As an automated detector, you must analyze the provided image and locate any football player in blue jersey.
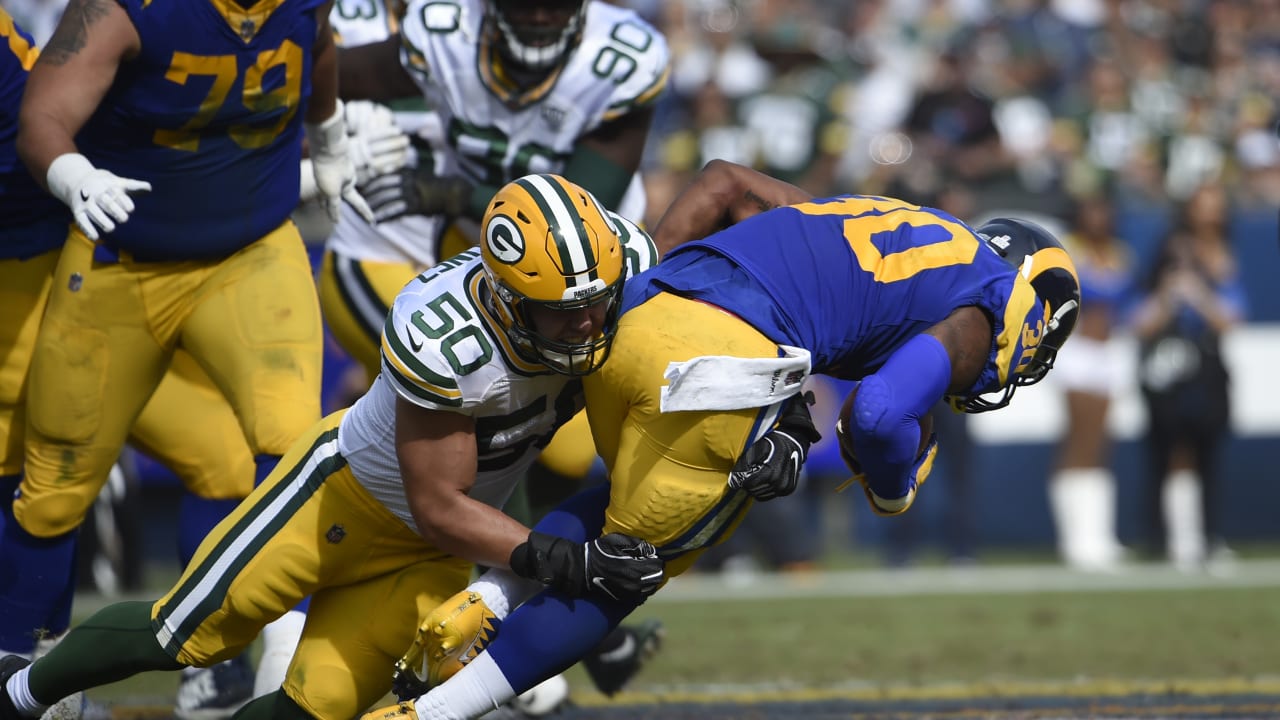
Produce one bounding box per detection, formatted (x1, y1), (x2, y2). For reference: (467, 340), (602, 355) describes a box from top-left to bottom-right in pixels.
(0, 174), (666, 720)
(0, 8), (280, 719)
(1, 0), (372, 715)
(361, 159), (1082, 720)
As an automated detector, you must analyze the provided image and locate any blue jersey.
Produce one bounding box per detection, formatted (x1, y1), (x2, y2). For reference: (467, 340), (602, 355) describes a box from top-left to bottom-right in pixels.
(0, 10), (68, 260)
(77, 0), (325, 261)
(624, 195), (1049, 397)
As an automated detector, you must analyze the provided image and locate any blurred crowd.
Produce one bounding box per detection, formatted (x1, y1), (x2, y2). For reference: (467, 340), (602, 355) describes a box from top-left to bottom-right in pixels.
(627, 0), (1280, 231)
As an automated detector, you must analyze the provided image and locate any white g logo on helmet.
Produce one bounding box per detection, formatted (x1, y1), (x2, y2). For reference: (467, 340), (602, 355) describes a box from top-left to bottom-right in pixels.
(485, 214), (525, 264)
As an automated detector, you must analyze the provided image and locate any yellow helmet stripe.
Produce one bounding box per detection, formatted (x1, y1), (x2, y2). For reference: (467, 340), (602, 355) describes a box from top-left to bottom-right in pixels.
(1024, 246), (1080, 291)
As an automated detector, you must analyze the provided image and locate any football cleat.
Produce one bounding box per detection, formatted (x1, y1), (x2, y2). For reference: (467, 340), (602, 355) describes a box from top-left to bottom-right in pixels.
(173, 655), (254, 720)
(360, 701), (418, 720)
(582, 619), (665, 697)
(0, 655), (31, 720)
(393, 591), (500, 699)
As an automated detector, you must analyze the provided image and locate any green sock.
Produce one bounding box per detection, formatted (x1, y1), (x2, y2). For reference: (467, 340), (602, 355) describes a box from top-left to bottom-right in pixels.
(28, 601), (182, 704)
(233, 689), (315, 720)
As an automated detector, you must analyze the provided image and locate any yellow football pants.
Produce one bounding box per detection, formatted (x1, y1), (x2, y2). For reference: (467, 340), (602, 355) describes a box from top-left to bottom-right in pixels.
(21, 223), (322, 537)
(153, 411), (470, 720)
(585, 292), (781, 578)
(2, 249), (254, 497)
(317, 250), (418, 384)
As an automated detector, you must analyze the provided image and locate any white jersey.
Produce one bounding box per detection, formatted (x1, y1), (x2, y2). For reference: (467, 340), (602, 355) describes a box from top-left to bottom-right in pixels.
(337, 214), (657, 532)
(327, 0), (447, 268)
(360, 0), (669, 254)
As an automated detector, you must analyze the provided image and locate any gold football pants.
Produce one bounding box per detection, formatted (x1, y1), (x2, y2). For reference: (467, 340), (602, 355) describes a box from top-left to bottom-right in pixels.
(153, 411), (470, 720)
(20, 223), (322, 537)
(2, 249), (254, 498)
(585, 292), (782, 578)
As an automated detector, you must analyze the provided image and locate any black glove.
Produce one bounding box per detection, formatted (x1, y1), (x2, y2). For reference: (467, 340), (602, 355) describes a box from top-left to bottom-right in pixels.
(362, 166), (473, 224)
(510, 531), (665, 602)
(728, 391), (823, 501)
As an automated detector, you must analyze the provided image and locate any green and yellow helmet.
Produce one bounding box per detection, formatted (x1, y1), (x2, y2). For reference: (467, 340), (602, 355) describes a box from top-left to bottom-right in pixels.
(480, 174), (625, 376)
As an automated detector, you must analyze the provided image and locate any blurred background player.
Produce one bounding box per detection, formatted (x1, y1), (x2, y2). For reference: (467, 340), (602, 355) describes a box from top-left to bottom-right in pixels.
(3, 1), (369, 718)
(1047, 192), (1135, 572)
(326, 0), (672, 701)
(1133, 181), (1246, 572)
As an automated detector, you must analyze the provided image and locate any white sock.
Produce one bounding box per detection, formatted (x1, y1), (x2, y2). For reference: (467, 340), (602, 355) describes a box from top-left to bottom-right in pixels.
(253, 610), (306, 698)
(469, 570), (540, 621)
(7, 667), (48, 717)
(1164, 469), (1206, 568)
(1049, 468), (1122, 570)
(416, 652), (513, 720)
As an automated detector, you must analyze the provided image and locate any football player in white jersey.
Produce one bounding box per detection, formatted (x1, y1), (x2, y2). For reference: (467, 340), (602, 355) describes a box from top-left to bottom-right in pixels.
(0, 175), (665, 720)
(327, 0), (673, 701)
(328, 0), (669, 384)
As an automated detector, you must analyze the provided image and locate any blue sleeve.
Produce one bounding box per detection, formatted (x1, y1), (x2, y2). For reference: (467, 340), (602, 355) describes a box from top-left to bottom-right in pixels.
(850, 333), (951, 501)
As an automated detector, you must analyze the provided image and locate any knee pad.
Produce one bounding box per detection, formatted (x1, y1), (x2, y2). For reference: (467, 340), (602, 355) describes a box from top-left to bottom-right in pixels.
(13, 482), (97, 538)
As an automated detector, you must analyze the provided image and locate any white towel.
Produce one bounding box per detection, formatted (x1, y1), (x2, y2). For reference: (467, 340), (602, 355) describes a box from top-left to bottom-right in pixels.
(659, 345), (811, 412)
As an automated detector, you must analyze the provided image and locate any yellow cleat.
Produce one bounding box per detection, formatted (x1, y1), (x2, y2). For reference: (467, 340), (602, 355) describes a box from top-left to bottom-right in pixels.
(392, 591), (500, 697)
(360, 701), (418, 720)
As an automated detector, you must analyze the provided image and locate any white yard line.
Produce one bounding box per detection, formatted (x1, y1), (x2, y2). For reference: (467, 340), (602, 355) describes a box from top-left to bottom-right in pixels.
(650, 559), (1280, 603)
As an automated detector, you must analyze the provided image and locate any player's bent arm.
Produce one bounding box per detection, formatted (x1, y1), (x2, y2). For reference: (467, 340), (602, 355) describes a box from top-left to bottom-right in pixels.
(395, 398), (665, 601)
(337, 36), (419, 103)
(563, 107), (656, 212)
(853, 306), (992, 512)
(650, 160), (812, 257)
(16, 0), (139, 186)
(395, 397), (534, 570)
(306, 2), (339, 125)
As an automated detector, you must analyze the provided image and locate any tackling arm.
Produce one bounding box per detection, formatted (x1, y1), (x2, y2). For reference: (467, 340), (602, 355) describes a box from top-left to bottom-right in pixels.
(395, 397), (533, 569)
(650, 160), (812, 257)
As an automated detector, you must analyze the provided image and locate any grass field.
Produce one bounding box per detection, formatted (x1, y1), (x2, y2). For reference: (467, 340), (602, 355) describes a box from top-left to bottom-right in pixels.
(75, 557), (1280, 718)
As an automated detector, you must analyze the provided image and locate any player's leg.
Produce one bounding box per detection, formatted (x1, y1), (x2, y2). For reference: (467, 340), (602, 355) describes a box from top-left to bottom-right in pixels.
(0, 250), (58, 488)
(130, 350), (260, 719)
(316, 249), (418, 387)
(178, 221), (325, 696)
(398, 294), (782, 717)
(5, 232), (170, 658)
(236, 554), (471, 720)
(2, 410), (404, 716)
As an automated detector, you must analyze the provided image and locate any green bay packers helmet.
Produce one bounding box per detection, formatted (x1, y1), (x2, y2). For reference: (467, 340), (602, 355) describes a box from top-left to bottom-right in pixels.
(961, 217), (1081, 413)
(481, 173), (625, 376)
(485, 0), (588, 72)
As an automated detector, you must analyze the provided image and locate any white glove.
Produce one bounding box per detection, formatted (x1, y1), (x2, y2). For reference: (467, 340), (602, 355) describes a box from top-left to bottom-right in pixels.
(304, 100), (375, 224)
(344, 100), (411, 185)
(46, 153), (151, 241)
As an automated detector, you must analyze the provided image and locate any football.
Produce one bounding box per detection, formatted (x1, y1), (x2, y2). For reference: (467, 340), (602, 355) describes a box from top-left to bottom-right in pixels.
(836, 384), (934, 474)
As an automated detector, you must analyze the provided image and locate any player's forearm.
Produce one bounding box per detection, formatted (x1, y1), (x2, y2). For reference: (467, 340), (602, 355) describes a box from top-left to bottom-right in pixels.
(408, 490), (532, 570)
(652, 160), (810, 256)
(307, 28), (339, 124)
(337, 38), (420, 103)
(16, 109), (79, 191)
(852, 334), (950, 501)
